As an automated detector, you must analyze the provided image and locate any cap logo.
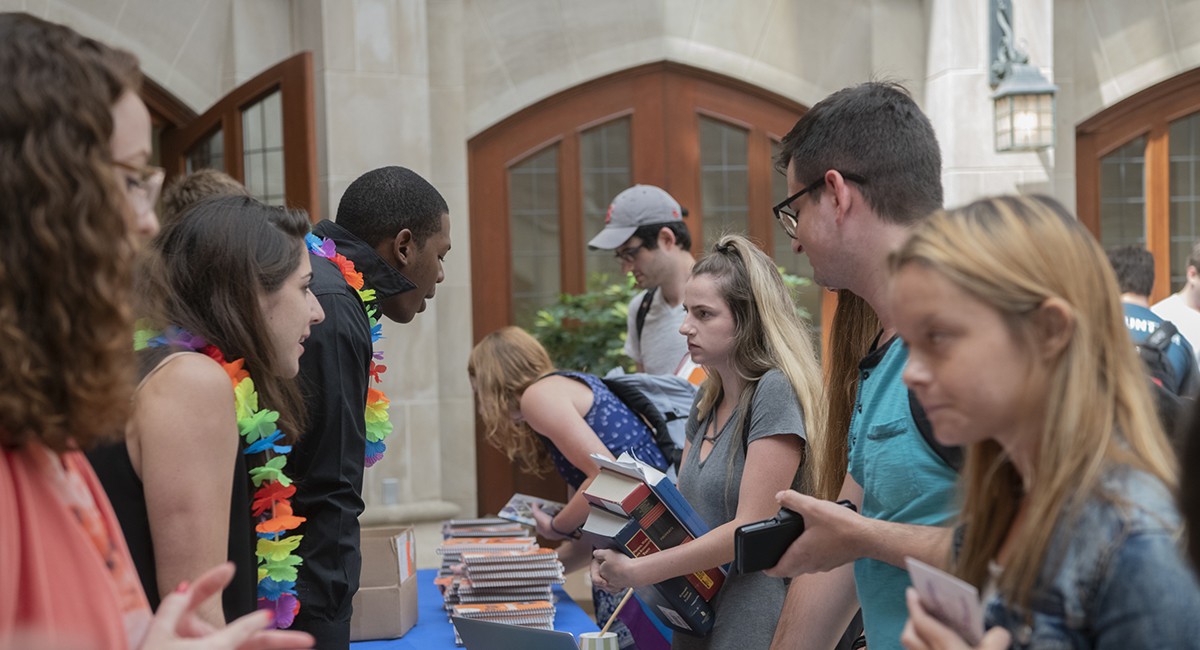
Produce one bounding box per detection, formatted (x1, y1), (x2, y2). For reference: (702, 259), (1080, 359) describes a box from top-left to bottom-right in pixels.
(605, 204), (614, 224)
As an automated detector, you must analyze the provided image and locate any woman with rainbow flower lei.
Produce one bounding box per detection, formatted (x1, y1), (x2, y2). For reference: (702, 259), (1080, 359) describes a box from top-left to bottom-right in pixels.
(90, 195), (325, 629)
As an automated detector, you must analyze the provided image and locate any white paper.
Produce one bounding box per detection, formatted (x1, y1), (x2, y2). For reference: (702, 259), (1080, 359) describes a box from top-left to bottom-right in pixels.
(905, 557), (985, 645)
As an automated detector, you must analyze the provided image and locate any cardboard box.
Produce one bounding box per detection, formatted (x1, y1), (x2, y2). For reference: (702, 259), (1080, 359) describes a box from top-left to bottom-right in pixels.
(350, 526), (418, 642)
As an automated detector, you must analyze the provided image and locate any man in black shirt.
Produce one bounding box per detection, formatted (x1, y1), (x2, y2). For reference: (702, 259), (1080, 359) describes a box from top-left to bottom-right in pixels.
(290, 166), (451, 648)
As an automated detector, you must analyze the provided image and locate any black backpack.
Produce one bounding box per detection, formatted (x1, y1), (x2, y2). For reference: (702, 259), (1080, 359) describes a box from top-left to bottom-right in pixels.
(1140, 321), (1181, 395)
(1136, 321), (1195, 445)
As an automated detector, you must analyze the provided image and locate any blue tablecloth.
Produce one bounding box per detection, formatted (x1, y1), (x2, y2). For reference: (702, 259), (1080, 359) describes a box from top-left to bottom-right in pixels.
(351, 568), (600, 649)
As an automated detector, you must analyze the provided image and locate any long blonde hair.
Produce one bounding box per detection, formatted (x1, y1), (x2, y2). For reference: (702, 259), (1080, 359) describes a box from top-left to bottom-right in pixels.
(690, 235), (828, 497)
(892, 195), (1176, 609)
(468, 326), (556, 476)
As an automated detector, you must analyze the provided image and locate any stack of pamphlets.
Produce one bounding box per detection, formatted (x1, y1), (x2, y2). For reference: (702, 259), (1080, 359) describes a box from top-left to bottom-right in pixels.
(436, 516), (567, 645)
(440, 517), (529, 538)
(448, 601), (557, 645)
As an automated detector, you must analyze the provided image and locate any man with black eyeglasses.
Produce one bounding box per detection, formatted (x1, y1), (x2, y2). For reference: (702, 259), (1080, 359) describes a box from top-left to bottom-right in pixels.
(764, 82), (959, 650)
(588, 184), (696, 376)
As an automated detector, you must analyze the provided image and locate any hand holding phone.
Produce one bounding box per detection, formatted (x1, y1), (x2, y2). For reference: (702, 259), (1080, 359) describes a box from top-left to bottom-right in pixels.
(733, 507), (804, 574)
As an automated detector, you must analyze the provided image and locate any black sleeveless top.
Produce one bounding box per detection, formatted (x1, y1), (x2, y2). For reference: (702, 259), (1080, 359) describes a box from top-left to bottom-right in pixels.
(87, 348), (257, 620)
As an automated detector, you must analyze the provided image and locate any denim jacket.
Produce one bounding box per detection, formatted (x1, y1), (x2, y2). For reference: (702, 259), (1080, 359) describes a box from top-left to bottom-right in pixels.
(983, 465), (1200, 649)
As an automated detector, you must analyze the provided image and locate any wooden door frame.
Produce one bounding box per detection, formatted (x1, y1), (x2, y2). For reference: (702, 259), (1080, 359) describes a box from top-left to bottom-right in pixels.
(159, 52), (320, 220)
(1077, 67), (1200, 303)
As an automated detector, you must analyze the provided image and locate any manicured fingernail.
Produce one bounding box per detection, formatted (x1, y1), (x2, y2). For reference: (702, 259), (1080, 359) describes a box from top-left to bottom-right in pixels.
(174, 581), (189, 593)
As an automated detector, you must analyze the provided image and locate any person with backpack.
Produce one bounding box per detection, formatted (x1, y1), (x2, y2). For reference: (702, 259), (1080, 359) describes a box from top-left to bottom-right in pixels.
(588, 185), (696, 376)
(1106, 245), (1198, 442)
(468, 325), (671, 650)
(1107, 245), (1198, 395)
(592, 235), (826, 650)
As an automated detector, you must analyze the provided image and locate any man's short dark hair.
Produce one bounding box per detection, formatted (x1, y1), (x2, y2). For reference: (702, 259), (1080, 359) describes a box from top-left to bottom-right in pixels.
(632, 221), (691, 252)
(775, 81), (942, 225)
(336, 166), (448, 247)
(1106, 245), (1156, 297)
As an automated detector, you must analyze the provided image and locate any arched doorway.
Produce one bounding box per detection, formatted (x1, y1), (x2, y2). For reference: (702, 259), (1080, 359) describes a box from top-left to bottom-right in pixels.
(468, 62), (829, 515)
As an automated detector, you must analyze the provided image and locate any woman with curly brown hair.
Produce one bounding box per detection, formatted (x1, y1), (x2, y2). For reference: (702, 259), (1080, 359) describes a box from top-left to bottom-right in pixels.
(0, 12), (312, 649)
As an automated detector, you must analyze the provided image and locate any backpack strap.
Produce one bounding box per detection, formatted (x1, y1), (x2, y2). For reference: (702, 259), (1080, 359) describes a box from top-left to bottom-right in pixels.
(908, 390), (963, 472)
(1145, 321), (1177, 352)
(602, 375), (682, 471)
(635, 286), (658, 342)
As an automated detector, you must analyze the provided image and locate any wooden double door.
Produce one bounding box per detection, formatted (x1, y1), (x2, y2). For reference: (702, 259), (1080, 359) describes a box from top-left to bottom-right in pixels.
(468, 62), (831, 516)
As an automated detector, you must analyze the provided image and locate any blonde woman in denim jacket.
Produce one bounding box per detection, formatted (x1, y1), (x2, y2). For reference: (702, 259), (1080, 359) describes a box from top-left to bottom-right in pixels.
(890, 195), (1200, 650)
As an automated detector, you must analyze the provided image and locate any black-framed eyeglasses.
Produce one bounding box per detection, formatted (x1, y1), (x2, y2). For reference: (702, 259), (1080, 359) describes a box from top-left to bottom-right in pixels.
(614, 241), (649, 263)
(772, 171), (867, 239)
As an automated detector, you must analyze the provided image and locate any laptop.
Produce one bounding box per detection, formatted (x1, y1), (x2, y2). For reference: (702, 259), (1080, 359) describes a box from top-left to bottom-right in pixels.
(451, 616), (581, 650)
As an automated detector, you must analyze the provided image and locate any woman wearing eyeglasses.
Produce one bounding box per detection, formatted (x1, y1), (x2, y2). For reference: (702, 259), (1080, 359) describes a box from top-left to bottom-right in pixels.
(0, 12), (313, 649)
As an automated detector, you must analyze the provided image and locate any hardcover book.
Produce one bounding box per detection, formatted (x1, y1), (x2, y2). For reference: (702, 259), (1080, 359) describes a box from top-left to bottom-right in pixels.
(582, 506), (716, 637)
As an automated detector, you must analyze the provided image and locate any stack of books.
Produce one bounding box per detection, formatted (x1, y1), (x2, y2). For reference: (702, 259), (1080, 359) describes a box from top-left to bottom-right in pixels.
(436, 535), (538, 578)
(442, 547), (565, 606)
(448, 601), (557, 645)
(580, 452), (726, 638)
(440, 517), (529, 539)
(436, 518), (567, 645)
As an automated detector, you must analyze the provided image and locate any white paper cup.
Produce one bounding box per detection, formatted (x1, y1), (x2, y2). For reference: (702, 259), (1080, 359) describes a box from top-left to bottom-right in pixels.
(578, 631), (619, 650)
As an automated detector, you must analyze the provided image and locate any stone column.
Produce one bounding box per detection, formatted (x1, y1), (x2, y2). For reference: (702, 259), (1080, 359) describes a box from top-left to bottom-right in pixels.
(294, 0), (464, 524)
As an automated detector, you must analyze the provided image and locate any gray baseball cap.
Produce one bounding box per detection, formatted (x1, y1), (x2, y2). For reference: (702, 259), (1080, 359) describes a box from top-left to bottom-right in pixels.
(587, 184), (683, 250)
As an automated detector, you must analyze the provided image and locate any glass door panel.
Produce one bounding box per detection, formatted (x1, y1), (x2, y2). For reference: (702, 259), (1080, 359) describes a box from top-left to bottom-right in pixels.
(581, 118), (632, 284)
(698, 116), (749, 250)
(1170, 112), (1200, 291)
(509, 146), (561, 328)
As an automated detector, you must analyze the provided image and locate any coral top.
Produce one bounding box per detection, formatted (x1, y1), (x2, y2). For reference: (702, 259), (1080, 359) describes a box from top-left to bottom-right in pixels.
(0, 442), (152, 649)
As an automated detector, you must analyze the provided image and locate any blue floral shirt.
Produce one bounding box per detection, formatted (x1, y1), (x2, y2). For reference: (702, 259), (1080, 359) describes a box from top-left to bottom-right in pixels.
(537, 371), (667, 487)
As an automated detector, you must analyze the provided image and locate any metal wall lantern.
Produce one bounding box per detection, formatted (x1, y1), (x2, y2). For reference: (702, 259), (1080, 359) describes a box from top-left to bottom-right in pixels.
(990, 0), (1057, 152)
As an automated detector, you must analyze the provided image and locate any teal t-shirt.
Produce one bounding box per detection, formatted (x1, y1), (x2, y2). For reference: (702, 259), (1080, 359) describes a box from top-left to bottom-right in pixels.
(846, 336), (959, 649)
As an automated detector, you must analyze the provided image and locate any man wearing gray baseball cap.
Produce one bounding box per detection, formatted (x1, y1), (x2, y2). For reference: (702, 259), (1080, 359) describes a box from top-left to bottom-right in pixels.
(588, 184), (695, 376)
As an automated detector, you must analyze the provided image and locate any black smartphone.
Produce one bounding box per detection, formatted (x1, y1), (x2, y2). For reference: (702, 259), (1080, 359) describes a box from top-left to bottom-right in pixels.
(733, 507), (804, 574)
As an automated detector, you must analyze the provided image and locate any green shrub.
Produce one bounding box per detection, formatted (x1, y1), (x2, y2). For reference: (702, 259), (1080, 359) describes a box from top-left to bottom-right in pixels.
(532, 273), (637, 374)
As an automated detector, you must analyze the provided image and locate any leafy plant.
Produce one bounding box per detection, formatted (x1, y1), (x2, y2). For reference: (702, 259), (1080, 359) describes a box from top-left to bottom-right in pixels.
(532, 274), (638, 374)
(532, 268), (813, 375)
(779, 267), (813, 321)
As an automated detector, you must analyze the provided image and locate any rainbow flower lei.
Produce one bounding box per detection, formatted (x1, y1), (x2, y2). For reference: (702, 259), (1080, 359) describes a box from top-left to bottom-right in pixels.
(305, 233), (394, 467)
(134, 324), (305, 628)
